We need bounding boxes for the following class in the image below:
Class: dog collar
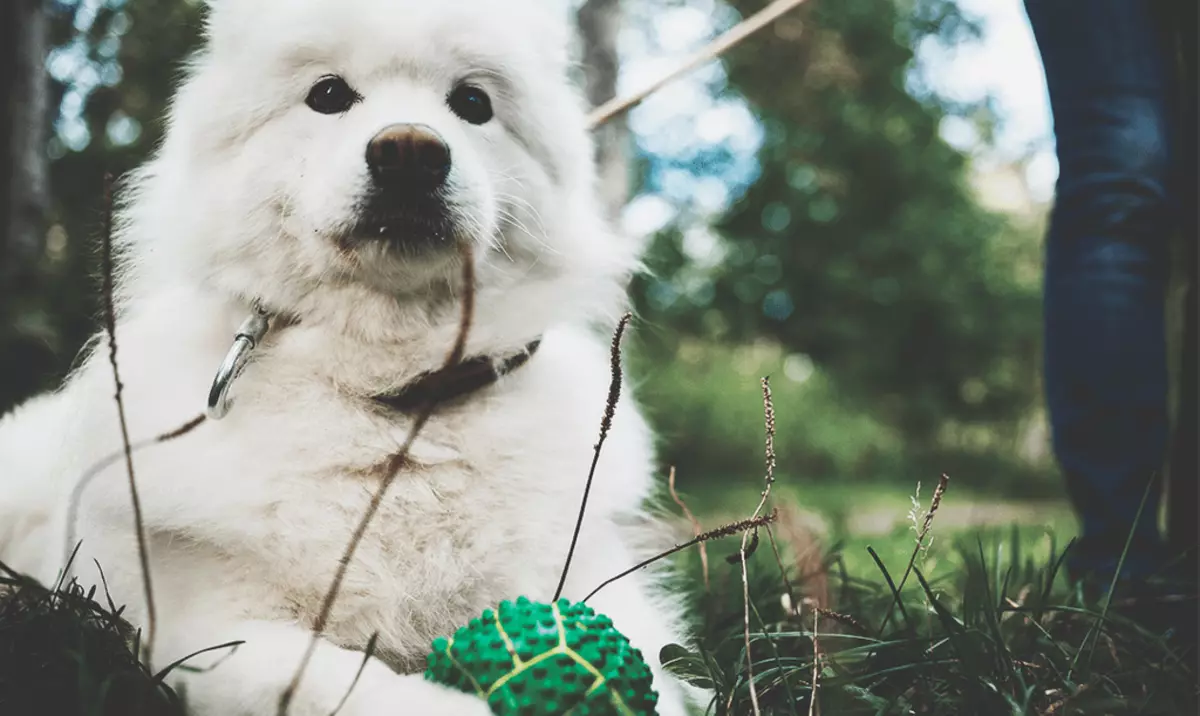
[371,339,541,413]
[206,304,542,420]
[207,303,272,420]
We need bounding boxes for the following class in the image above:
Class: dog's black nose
[366,124,451,192]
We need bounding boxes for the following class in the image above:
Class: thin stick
[668,466,709,591]
[877,473,949,636]
[329,632,379,716]
[738,377,778,716]
[278,243,477,716]
[553,312,632,602]
[587,0,812,128]
[99,173,158,666]
[65,414,206,568]
[582,510,778,604]
[739,537,762,716]
[808,606,820,716]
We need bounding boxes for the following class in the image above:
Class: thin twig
[748,599,798,711]
[582,510,778,604]
[65,414,206,568]
[668,466,709,591]
[807,605,821,716]
[329,633,380,716]
[553,312,632,602]
[278,243,477,716]
[877,473,949,636]
[738,377,778,716]
[587,0,812,128]
[100,173,158,666]
[739,537,762,716]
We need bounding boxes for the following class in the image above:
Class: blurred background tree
[3,0,1063,501]
[1,0,51,412]
[623,0,1046,489]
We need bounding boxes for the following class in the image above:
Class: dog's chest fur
[57,307,653,673]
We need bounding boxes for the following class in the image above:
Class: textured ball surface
[425,597,658,715]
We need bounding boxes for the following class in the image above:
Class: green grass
[0,557,183,716]
[1,482,1193,715]
[658,482,1197,715]
[671,477,1077,583]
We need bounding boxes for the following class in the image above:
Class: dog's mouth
[349,193,457,248]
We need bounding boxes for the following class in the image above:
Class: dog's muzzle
[353,124,456,245]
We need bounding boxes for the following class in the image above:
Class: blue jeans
[1023,0,1185,580]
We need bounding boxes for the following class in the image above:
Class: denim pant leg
[1023,0,1177,577]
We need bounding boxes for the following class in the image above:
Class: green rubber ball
[425,596,658,716]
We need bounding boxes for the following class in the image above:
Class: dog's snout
[366,124,451,192]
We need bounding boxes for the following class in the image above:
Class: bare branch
[587,0,812,129]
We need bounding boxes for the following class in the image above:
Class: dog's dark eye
[306,75,360,115]
[447,84,493,125]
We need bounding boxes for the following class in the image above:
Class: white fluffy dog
[0,0,694,713]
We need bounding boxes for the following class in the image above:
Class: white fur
[0,1,697,713]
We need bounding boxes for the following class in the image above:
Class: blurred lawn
[629,338,1061,501]
[662,472,1078,587]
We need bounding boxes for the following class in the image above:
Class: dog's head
[127,0,635,336]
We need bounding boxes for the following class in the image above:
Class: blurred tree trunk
[577,0,629,219]
[0,0,49,291]
[0,0,49,414]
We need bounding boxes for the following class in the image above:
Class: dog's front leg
[158,619,492,716]
[574,570,705,716]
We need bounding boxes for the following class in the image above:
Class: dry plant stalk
[667,466,709,591]
[98,173,158,666]
[808,603,821,716]
[773,501,828,612]
[278,243,477,716]
[816,608,869,635]
[736,542,761,716]
[64,414,205,569]
[587,0,813,128]
[736,377,778,716]
[553,312,632,602]
[582,510,778,604]
[877,473,950,636]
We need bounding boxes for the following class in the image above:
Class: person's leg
[1023,0,1177,581]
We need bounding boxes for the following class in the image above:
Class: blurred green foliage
[7,0,1052,492]
[630,0,1048,489]
[1,0,204,411]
